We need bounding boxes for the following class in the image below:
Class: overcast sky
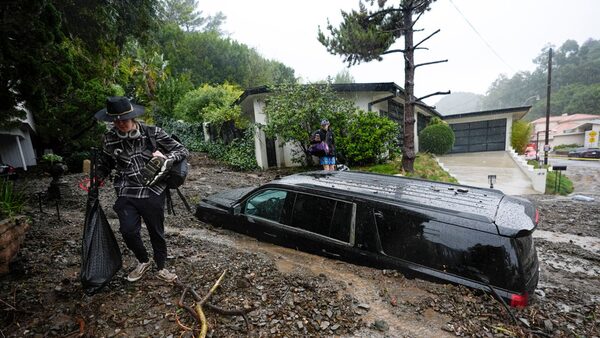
[200,0,600,106]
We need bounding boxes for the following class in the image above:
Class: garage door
[449,119,506,153]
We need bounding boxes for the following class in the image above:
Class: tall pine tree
[318,0,447,172]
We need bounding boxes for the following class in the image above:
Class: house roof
[557,119,600,133]
[441,105,531,121]
[235,82,441,117]
[531,113,598,124]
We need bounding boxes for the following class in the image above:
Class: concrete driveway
[436,151,539,196]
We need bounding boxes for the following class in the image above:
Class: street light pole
[544,48,553,166]
[536,131,540,160]
[523,95,540,106]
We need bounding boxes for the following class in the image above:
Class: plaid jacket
[97,122,189,199]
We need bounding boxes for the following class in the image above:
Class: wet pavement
[437,151,539,195]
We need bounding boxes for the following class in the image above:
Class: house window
[387,101,404,147]
[417,113,430,135]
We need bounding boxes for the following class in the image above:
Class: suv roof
[274,171,504,222]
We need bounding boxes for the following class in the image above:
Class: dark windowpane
[244,189,288,222]
[329,201,352,242]
[290,194,352,242]
[290,194,335,234]
[374,208,428,263]
[354,205,379,251]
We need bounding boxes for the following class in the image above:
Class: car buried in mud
[195,171,540,307]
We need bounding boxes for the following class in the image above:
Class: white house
[442,106,532,153]
[236,82,441,169]
[0,106,37,170]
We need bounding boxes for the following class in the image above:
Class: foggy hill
[434,92,484,116]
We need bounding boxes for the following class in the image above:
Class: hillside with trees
[481,38,600,120]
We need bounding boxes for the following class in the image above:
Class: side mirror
[233,204,242,216]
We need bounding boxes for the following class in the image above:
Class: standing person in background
[313,119,336,171]
[94,96,189,283]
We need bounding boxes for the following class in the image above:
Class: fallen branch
[200,270,227,305]
[174,269,253,337]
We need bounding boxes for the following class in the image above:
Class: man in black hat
[94,96,189,283]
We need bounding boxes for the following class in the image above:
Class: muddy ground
[1,154,599,337]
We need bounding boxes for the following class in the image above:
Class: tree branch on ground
[174,270,254,337]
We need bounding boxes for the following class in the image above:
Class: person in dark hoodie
[313,119,336,171]
[94,96,188,283]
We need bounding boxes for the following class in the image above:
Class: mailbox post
[552,165,567,194]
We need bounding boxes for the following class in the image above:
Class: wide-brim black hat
[95,96,145,122]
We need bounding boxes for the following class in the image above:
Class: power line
[448,0,515,73]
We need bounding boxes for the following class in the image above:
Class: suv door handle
[322,249,340,258]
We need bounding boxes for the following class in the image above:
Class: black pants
[113,192,167,270]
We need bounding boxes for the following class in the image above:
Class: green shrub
[553,143,581,150]
[546,171,574,195]
[427,116,445,126]
[156,117,205,151]
[0,179,26,218]
[511,120,533,154]
[221,129,259,171]
[337,111,399,166]
[419,123,455,155]
[157,117,258,171]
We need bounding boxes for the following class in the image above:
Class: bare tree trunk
[401,7,416,173]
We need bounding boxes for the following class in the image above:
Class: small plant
[42,153,64,164]
[511,121,533,154]
[0,179,26,218]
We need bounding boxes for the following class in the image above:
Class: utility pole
[544,48,552,166]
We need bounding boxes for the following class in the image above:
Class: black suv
[195,171,539,307]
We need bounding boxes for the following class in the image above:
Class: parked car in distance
[568,147,600,158]
[0,162,17,180]
[195,171,540,307]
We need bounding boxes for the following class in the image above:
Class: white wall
[252,99,269,169]
[552,133,584,147]
[0,132,37,169]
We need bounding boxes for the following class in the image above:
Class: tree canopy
[1,0,297,156]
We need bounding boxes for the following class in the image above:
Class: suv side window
[354,204,381,252]
[374,207,429,263]
[290,193,352,243]
[244,189,289,223]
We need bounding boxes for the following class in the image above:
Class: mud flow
[1,153,598,337]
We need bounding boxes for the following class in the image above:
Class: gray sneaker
[126,261,152,282]
[157,268,178,283]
